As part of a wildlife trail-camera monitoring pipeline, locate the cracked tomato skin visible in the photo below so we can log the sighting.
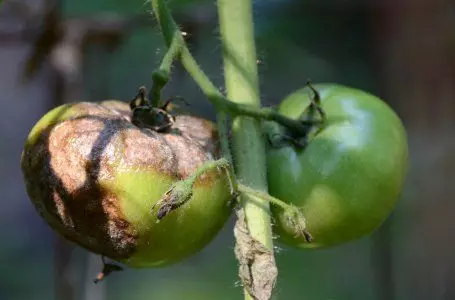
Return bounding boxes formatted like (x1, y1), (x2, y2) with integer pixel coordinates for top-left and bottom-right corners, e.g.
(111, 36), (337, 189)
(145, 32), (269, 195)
(266, 84), (408, 249)
(21, 101), (232, 268)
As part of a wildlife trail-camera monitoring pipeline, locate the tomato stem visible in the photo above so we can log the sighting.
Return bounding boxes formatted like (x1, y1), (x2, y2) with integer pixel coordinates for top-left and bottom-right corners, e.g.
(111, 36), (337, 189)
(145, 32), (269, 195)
(153, 157), (312, 243)
(216, 0), (278, 299)
(149, 33), (183, 108)
(154, 156), (302, 217)
(149, 0), (310, 136)
(237, 184), (286, 211)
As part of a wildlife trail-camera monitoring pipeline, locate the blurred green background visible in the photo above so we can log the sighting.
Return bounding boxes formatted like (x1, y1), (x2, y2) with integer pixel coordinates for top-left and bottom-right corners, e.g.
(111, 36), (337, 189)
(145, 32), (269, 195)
(1, 0), (454, 299)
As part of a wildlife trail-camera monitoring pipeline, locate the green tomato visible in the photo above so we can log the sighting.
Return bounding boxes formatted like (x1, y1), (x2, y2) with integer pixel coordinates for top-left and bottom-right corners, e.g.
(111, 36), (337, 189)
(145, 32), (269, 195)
(266, 84), (408, 249)
(21, 101), (232, 267)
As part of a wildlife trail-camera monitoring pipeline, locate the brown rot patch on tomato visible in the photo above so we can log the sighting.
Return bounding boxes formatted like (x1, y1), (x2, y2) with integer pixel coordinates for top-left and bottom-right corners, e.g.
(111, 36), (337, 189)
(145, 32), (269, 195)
(161, 115), (222, 186)
(48, 182), (138, 259)
(161, 125), (219, 182)
(21, 110), (139, 259)
(172, 115), (220, 156)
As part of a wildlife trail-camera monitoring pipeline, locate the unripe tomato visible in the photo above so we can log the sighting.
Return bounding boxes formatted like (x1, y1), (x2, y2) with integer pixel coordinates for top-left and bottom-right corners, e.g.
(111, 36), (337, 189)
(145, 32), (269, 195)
(266, 84), (408, 249)
(21, 101), (232, 267)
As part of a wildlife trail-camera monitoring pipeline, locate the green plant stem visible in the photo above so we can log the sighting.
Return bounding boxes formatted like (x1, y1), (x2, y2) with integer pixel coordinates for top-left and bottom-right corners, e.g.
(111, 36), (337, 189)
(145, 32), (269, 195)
(237, 184), (287, 211)
(217, 0), (274, 299)
(216, 0), (271, 238)
(216, 112), (233, 165)
(151, 0), (221, 96)
(189, 158), (230, 184)
(216, 112), (238, 195)
(149, 33), (183, 107)
(157, 158), (296, 215)
(150, 0), (310, 135)
(190, 158), (238, 201)
(215, 97), (314, 134)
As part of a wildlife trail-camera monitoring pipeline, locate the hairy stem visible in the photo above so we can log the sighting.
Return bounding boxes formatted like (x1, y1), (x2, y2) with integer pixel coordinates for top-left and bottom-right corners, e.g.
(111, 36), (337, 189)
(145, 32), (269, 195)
(217, 0), (275, 299)
(149, 33), (182, 107)
(238, 183), (312, 243)
(188, 158), (230, 184)
(156, 158), (296, 216)
(237, 184), (288, 211)
(151, 0), (221, 96)
(150, 0), (309, 135)
(216, 112), (233, 164)
(216, 112), (239, 196)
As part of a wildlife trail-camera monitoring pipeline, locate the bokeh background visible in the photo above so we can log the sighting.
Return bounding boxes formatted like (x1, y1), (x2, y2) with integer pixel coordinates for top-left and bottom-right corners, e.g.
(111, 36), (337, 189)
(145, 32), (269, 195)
(1, 0), (454, 299)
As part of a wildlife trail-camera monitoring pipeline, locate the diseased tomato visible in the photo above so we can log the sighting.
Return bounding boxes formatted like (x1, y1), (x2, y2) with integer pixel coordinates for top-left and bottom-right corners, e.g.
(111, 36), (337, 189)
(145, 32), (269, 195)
(265, 83), (408, 249)
(21, 100), (232, 267)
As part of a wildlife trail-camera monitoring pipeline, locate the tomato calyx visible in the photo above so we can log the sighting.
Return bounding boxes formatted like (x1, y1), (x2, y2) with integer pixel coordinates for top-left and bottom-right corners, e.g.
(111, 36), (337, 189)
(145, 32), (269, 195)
(267, 132), (309, 149)
(266, 81), (326, 150)
(304, 81), (326, 123)
(129, 86), (189, 133)
(152, 180), (194, 220)
(281, 206), (313, 242)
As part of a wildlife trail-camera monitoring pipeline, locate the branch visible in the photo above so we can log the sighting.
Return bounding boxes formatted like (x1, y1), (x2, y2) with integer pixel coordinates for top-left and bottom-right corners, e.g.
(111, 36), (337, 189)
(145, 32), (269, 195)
(149, 33), (183, 107)
(151, 159), (310, 245)
(149, 0), (311, 136)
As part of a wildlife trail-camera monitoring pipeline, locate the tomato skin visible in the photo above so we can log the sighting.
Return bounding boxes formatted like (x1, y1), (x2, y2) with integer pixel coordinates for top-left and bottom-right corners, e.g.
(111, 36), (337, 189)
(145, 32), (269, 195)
(21, 101), (232, 267)
(266, 84), (408, 249)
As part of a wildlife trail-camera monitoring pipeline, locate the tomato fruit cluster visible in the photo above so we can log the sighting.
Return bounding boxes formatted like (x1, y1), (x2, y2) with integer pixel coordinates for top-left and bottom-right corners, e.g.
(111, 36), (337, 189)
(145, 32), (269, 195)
(21, 82), (408, 267)
(21, 100), (232, 268)
(266, 83), (408, 249)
